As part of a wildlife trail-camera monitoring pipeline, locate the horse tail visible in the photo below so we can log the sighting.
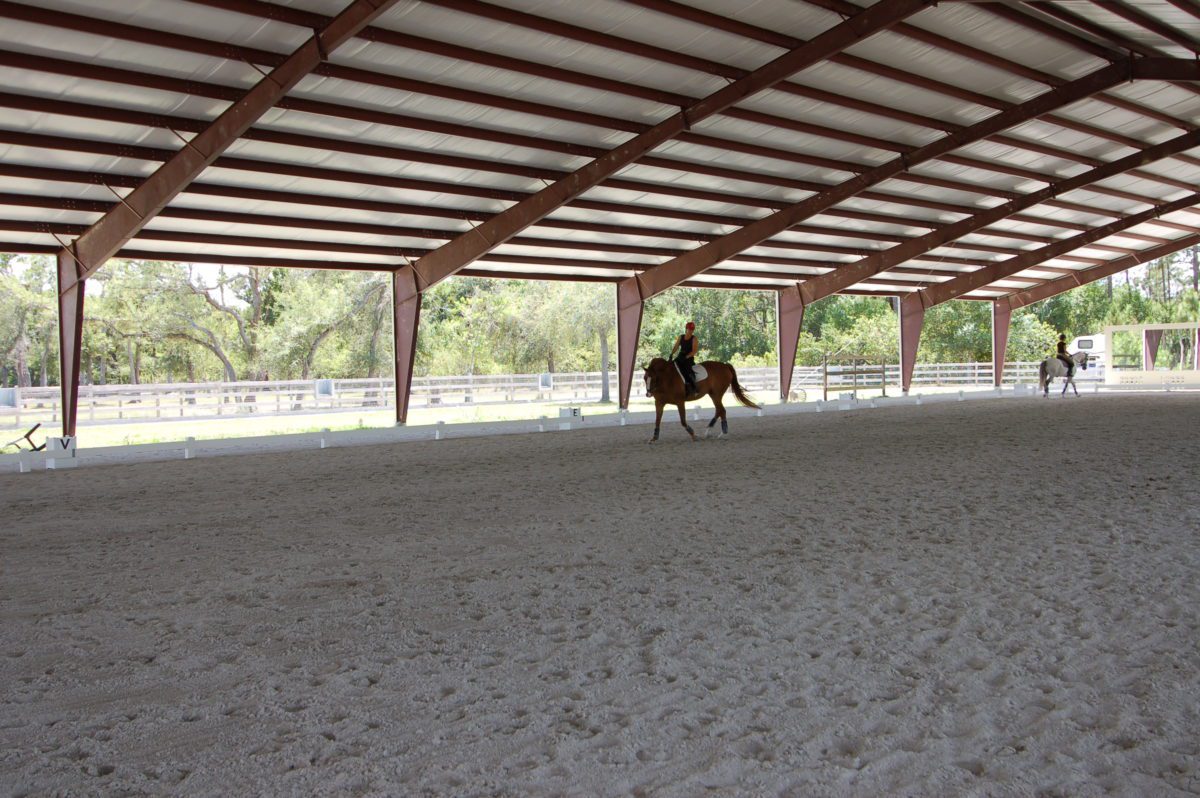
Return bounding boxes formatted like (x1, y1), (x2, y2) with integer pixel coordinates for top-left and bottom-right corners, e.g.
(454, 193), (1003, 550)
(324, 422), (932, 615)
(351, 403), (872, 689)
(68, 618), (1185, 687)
(728, 365), (760, 409)
(1037, 360), (1047, 392)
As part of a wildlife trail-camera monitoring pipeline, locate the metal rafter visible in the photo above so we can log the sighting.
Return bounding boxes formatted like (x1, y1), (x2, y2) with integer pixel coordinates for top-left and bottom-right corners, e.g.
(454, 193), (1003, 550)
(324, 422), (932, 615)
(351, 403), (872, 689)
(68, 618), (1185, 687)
(915, 193), (1200, 306)
(791, 0), (1200, 136)
(628, 58), (1198, 302)
(55, 0), (400, 286)
(0, 157), (1132, 270)
(7, 75), (1194, 243)
(999, 233), (1200, 310)
(395, 0), (938, 298)
(4, 6), (1199, 214)
(796, 128), (1200, 304)
(1087, 0), (1200, 54)
(9, 0), (1200, 194)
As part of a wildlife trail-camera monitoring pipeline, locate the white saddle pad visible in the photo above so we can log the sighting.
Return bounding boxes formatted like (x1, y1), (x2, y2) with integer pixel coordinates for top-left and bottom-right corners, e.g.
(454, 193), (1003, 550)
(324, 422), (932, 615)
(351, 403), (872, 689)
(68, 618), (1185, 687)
(675, 362), (708, 383)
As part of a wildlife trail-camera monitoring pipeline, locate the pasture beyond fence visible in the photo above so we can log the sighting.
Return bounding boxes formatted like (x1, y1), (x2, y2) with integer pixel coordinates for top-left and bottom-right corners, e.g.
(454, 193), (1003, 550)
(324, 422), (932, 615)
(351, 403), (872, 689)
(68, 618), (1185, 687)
(0, 362), (1104, 428)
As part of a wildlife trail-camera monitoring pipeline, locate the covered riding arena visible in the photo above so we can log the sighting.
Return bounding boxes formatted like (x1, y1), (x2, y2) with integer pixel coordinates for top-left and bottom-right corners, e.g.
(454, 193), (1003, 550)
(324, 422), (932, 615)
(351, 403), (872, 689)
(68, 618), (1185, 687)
(2, 0), (1200, 794)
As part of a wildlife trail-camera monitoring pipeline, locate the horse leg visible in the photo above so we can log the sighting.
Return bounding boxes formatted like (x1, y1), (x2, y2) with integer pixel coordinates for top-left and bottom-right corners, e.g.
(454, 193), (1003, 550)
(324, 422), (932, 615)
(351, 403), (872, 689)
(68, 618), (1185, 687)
(705, 404), (719, 439)
(1070, 376), (1079, 397)
(712, 391), (728, 438)
(677, 403), (696, 442)
(649, 399), (663, 443)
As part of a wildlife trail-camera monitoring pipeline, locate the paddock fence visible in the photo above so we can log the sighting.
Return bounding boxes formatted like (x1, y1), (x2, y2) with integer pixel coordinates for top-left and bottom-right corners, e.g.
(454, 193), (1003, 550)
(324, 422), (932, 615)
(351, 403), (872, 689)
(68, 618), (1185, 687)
(0, 361), (1107, 428)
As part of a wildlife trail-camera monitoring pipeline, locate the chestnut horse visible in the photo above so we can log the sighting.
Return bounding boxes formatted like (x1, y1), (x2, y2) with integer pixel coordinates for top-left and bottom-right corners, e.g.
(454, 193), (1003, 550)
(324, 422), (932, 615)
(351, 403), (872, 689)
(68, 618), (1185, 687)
(642, 357), (759, 442)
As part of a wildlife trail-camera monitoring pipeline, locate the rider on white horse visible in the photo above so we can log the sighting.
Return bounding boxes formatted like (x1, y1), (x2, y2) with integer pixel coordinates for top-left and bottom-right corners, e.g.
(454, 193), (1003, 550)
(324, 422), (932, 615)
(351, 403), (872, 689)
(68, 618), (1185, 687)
(1055, 334), (1075, 378)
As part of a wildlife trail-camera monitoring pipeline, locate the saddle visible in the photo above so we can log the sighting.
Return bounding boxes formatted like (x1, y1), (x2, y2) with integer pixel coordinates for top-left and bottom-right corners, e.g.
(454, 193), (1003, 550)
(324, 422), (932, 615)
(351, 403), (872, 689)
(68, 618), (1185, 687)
(674, 362), (707, 398)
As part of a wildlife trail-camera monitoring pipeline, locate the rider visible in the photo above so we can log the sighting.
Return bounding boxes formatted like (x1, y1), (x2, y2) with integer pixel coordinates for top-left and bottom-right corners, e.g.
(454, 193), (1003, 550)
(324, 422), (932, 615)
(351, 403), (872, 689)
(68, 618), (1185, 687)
(670, 321), (700, 396)
(1055, 334), (1075, 377)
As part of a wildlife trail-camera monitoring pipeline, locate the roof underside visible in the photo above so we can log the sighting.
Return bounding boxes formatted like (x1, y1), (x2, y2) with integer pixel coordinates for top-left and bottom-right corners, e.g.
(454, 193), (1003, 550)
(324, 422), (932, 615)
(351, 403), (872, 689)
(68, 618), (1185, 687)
(2, 0), (1200, 301)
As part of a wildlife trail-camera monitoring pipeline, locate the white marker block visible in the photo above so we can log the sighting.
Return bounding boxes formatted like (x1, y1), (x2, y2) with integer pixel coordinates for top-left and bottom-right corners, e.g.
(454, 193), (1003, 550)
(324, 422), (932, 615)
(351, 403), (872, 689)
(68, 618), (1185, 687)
(558, 422), (572, 431)
(18, 458), (31, 474)
(957, 390), (965, 401)
(183, 448), (192, 460)
(434, 421), (445, 440)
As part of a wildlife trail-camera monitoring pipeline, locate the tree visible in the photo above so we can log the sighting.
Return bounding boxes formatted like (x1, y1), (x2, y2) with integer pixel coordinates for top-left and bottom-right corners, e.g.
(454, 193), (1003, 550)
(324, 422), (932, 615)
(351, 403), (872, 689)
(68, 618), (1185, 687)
(0, 256), (55, 387)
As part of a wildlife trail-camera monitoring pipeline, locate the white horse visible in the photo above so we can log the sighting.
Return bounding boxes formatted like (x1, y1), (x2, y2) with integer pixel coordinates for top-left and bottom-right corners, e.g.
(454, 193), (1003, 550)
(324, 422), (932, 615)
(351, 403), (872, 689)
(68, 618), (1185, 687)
(1038, 351), (1090, 397)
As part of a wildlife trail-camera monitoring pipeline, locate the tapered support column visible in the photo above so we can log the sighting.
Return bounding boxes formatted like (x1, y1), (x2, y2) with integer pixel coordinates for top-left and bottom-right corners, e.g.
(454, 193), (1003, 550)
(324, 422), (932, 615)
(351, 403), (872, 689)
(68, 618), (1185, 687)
(392, 269), (422, 425)
(56, 250), (85, 439)
(992, 301), (1011, 387)
(616, 277), (644, 410)
(1143, 329), (1163, 371)
(777, 284), (805, 401)
(899, 294), (926, 394)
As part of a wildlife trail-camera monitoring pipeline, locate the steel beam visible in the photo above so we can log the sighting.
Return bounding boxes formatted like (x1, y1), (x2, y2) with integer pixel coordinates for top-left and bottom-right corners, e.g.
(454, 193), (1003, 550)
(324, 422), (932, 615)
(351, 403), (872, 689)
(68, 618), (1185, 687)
(777, 284), (806, 401)
(899, 294), (925, 394)
(913, 193), (1200, 307)
(397, 0), (937, 297)
(392, 268), (422, 425)
(998, 233), (1200, 311)
(797, 128), (1200, 304)
(55, 250), (85, 439)
(7, 0), (1199, 180)
(1144, 329), (1164, 371)
(7, 118), (1194, 244)
(616, 279), (646, 410)
(1092, 0), (1200, 54)
(54, 0), (399, 289)
(636, 58), (1182, 301)
(992, 301), (1011, 387)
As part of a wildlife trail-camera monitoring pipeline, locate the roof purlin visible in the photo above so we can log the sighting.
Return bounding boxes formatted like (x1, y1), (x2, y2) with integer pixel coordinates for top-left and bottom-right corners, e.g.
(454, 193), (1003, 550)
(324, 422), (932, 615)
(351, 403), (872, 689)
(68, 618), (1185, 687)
(5, 66), (1195, 236)
(997, 233), (1200, 310)
(631, 58), (1187, 302)
(913, 192), (1200, 306)
(797, 128), (1200, 304)
(58, 0), (403, 286)
(4, 7), (1199, 208)
(399, 0), (941, 298)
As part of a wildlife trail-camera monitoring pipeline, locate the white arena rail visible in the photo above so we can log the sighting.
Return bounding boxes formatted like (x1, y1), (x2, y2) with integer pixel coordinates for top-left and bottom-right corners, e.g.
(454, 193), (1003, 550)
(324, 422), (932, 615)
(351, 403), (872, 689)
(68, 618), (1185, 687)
(0, 361), (1110, 428)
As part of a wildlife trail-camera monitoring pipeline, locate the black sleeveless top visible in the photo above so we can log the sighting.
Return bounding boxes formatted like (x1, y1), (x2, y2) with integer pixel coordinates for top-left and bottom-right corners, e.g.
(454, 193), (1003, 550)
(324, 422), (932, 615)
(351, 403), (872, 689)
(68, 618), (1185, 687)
(678, 335), (694, 358)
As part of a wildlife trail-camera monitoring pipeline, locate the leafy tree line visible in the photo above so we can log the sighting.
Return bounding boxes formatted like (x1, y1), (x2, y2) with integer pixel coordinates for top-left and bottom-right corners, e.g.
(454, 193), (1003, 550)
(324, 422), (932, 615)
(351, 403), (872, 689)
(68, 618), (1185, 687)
(2, 248), (1199, 388)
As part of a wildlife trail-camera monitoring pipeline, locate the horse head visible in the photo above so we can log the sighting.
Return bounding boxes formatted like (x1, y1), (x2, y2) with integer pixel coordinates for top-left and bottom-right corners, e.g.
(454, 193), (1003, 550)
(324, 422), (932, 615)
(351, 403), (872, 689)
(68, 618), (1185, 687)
(643, 358), (670, 397)
(1075, 351), (1090, 370)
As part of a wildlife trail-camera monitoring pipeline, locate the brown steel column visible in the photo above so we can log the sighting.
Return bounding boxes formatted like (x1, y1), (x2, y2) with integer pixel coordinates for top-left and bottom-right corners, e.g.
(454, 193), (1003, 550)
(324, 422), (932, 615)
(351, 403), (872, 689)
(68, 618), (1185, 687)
(392, 269), (422, 425)
(56, 249), (85, 438)
(899, 294), (926, 394)
(1144, 329), (1164, 371)
(992, 300), (1012, 387)
(616, 277), (645, 410)
(777, 284), (805, 401)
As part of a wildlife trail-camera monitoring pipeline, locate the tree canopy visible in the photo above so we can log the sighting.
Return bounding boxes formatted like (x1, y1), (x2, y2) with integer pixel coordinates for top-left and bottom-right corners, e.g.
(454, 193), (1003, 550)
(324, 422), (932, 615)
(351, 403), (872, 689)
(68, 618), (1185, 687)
(2, 246), (1198, 388)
